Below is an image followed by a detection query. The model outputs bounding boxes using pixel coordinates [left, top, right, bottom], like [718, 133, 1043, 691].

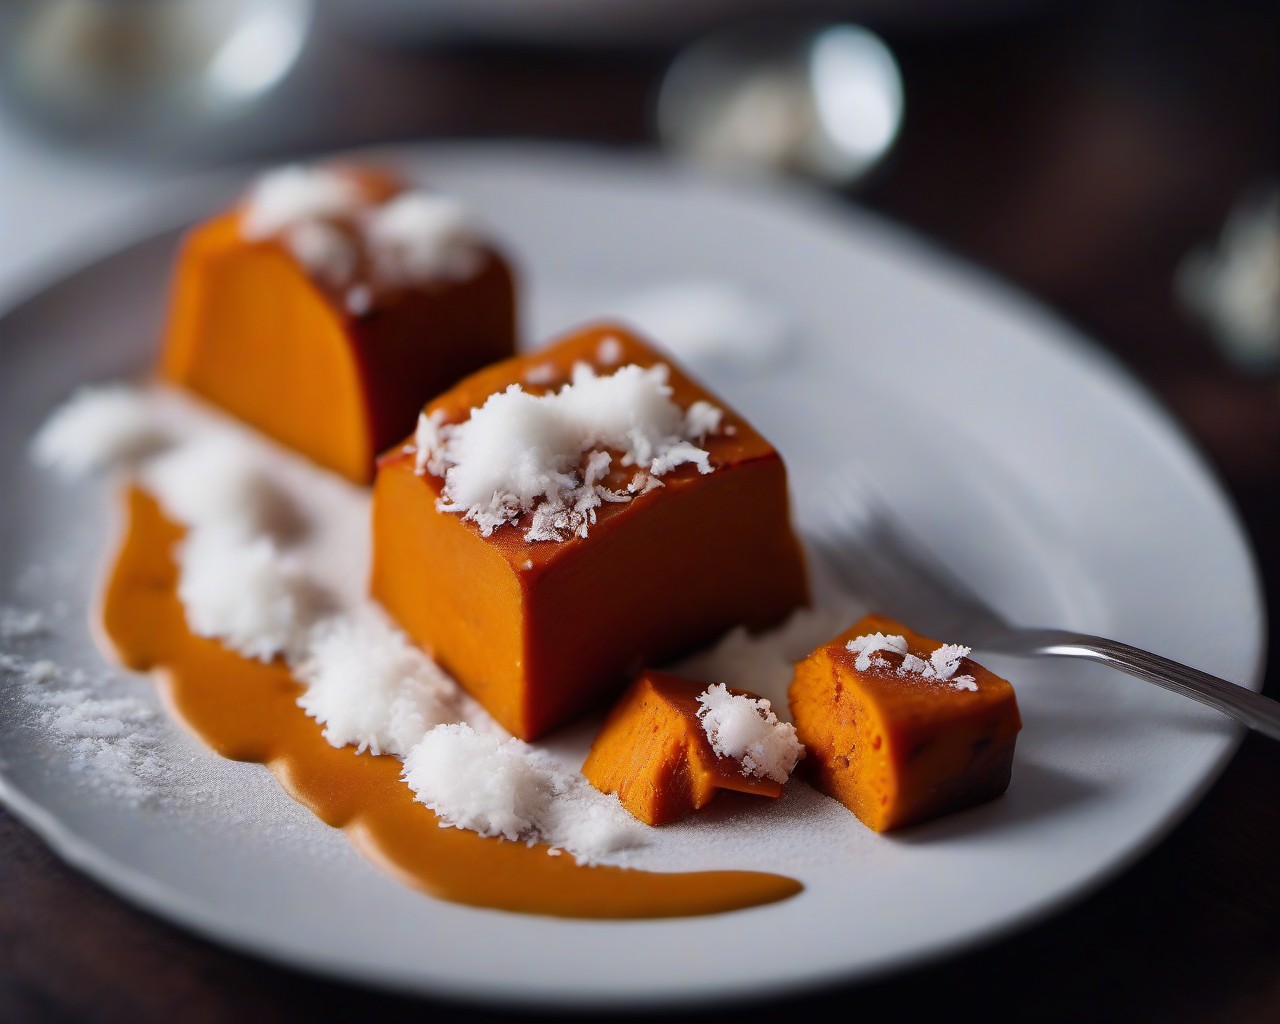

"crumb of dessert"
[30, 384, 170, 477]
[370, 322, 810, 740]
[789, 614, 1021, 832]
[402, 721, 641, 864]
[160, 162, 517, 483]
[582, 671, 796, 825]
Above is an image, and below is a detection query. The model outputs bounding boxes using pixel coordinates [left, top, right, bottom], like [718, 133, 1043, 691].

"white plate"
[0, 144, 1264, 1009]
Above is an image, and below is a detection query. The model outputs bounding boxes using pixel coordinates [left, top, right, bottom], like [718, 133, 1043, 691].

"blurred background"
[0, 0, 1277, 1020]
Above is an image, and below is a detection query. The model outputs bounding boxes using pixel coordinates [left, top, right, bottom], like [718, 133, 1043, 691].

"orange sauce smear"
[97, 487, 802, 919]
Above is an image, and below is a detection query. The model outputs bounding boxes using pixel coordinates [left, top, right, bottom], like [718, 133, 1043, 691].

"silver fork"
[801, 469, 1280, 739]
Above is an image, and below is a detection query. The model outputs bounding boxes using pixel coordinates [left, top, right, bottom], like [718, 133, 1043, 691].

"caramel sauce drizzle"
[97, 487, 802, 919]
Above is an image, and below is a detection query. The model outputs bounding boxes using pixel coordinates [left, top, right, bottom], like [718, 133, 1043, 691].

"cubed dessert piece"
[582, 671, 802, 825]
[161, 164, 517, 483]
[370, 322, 809, 739]
[789, 614, 1021, 832]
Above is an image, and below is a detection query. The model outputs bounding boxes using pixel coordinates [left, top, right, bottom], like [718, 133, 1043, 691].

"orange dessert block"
[789, 614, 1021, 832]
[582, 671, 794, 825]
[160, 164, 517, 483]
[370, 322, 809, 740]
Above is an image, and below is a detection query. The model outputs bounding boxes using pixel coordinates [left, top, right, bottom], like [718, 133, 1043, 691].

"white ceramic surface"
[0, 144, 1265, 1009]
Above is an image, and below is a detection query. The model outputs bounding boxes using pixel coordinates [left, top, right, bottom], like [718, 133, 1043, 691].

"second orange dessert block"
[370, 323, 810, 740]
[161, 166, 517, 483]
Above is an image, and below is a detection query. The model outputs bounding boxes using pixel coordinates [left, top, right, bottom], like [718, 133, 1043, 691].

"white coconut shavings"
[696, 684, 803, 784]
[177, 529, 326, 663]
[415, 361, 723, 542]
[365, 192, 485, 283]
[846, 633, 978, 690]
[846, 632, 909, 671]
[239, 164, 486, 291]
[296, 607, 461, 756]
[240, 165, 364, 241]
[682, 400, 724, 440]
[143, 435, 299, 540]
[402, 723, 641, 864]
[285, 219, 357, 286]
[30, 385, 170, 478]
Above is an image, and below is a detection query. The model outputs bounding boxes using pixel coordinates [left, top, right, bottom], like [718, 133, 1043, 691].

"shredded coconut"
[240, 165, 363, 240]
[846, 633, 978, 690]
[402, 723, 641, 864]
[176, 528, 327, 663]
[285, 219, 356, 285]
[296, 607, 461, 756]
[142, 435, 299, 540]
[846, 632, 909, 672]
[415, 361, 722, 542]
[696, 684, 803, 784]
[365, 192, 485, 283]
[30, 385, 169, 478]
[240, 165, 486, 291]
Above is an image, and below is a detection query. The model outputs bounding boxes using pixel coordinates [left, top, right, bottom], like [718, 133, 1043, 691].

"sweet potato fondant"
[370, 323, 809, 739]
[160, 164, 517, 482]
[582, 671, 785, 825]
[789, 614, 1021, 832]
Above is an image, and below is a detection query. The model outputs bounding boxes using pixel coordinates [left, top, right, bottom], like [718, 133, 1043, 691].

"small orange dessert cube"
[370, 322, 809, 740]
[160, 164, 516, 483]
[789, 614, 1021, 832]
[582, 671, 790, 825]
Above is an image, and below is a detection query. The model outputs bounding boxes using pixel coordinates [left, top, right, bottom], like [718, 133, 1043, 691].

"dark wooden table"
[2, 1, 1277, 1020]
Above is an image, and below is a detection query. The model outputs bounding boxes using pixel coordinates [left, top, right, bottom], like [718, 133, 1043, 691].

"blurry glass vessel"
[657, 23, 903, 187]
[0, 0, 312, 143]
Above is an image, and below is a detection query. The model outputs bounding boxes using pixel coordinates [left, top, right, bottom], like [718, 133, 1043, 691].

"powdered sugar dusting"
[696, 684, 803, 784]
[415, 361, 723, 543]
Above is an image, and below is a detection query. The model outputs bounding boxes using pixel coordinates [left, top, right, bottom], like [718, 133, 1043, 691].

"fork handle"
[998, 629, 1280, 739]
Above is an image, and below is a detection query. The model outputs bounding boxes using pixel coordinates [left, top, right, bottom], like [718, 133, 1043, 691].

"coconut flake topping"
[846, 633, 978, 690]
[695, 684, 804, 784]
[413, 359, 723, 543]
[239, 164, 486, 293]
